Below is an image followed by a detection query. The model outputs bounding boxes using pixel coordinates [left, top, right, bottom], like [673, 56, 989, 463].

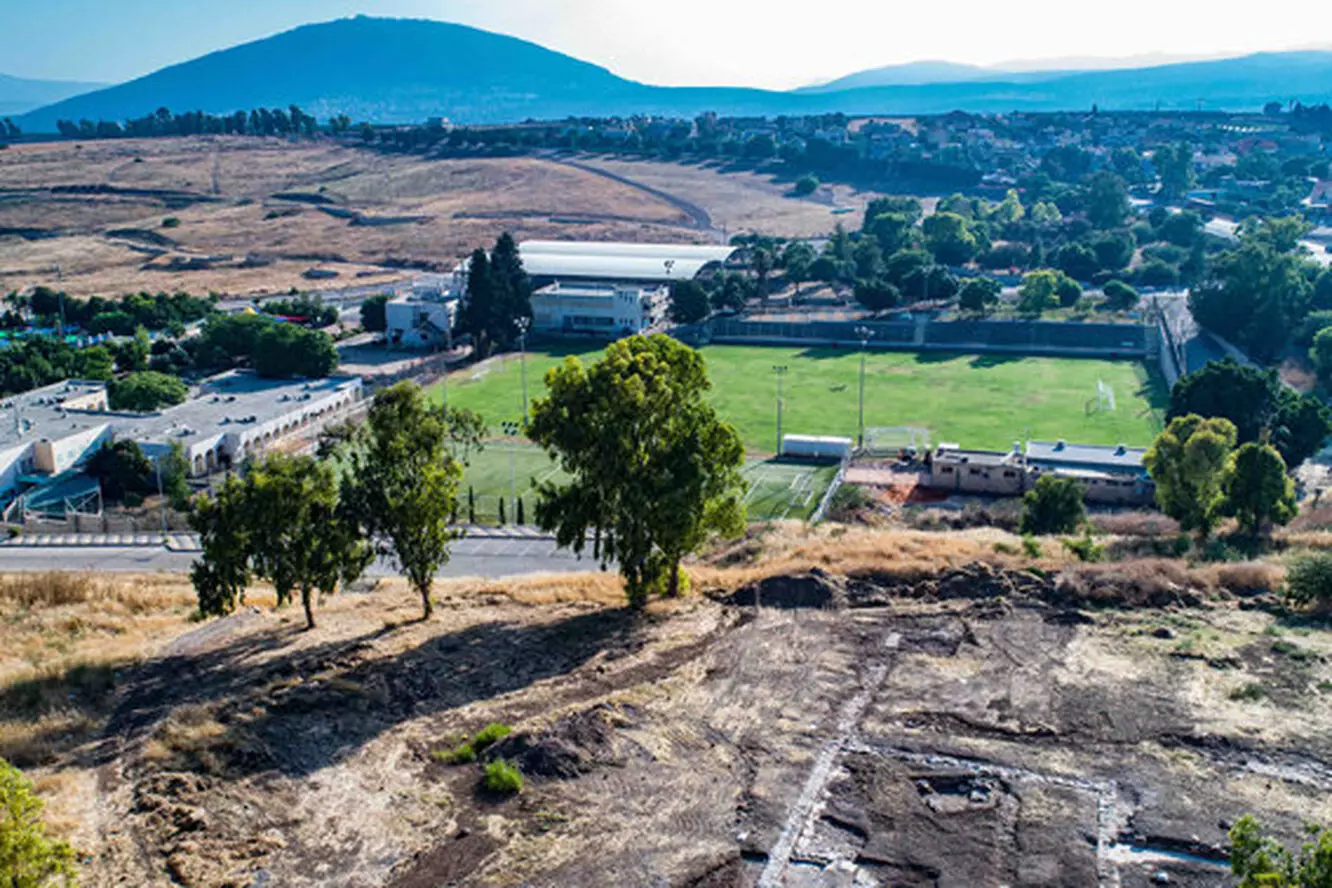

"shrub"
[161, 216, 180, 228]
[1285, 552, 1332, 608]
[792, 174, 819, 196]
[482, 758, 524, 794]
[1229, 682, 1268, 702]
[1021, 535, 1043, 558]
[993, 541, 1019, 556]
[0, 758, 78, 884]
[472, 722, 511, 751]
[1062, 531, 1106, 563]
[1020, 475, 1086, 535]
[828, 483, 872, 522]
[435, 743, 476, 765]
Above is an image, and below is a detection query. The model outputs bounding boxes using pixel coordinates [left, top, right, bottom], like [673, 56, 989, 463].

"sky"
[4, 0, 1330, 89]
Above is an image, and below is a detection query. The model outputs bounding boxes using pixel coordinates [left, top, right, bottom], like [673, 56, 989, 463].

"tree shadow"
[913, 351, 959, 365]
[969, 354, 1025, 369]
[85, 606, 640, 779]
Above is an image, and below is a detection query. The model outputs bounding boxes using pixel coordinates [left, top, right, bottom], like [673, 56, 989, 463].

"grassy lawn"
[432, 342, 1166, 454]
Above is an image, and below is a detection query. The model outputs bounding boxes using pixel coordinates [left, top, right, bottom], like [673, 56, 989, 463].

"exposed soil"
[39, 565, 1332, 886]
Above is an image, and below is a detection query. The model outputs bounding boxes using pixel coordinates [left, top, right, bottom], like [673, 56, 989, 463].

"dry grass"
[0, 137, 832, 299]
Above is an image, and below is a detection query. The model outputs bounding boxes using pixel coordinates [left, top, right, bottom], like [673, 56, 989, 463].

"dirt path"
[542, 154, 718, 236]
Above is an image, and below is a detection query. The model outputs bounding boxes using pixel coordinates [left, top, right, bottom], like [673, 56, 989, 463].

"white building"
[531, 282, 669, 336]
[0, 372, 364, 506]
[386, 296, 456, 350]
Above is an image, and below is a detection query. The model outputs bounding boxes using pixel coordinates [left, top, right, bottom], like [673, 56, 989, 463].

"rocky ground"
[36, 561, 1332, 887]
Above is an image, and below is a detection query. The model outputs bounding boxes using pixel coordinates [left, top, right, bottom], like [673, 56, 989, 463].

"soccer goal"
[863, 426, 931, 458]
[1086, 380, 1117, 415]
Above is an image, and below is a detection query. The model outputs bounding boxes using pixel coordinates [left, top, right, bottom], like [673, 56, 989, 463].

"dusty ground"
[0, 138, 848, 299]
[4, 529, 1332, 887]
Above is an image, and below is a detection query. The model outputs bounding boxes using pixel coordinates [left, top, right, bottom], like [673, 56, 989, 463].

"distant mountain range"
[14, 17, 1332, 132]
[0, 73, 106, 118]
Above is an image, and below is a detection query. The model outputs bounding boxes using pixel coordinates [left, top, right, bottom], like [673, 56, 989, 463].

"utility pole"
[514, 316, 531, 427]
[54, 264, 67, 340]
[155, 454, 167, 534]
[856, 326, 873, 449]
[772, 364, 788, 456]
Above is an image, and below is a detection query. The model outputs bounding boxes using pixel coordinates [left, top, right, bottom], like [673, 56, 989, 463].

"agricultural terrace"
[431, 342, 1166, 454]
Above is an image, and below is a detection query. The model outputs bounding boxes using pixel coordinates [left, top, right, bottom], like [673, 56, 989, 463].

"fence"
[702, 317, 1153, 359]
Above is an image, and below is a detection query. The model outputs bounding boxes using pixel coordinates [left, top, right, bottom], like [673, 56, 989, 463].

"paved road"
[0, 537, 596, 578]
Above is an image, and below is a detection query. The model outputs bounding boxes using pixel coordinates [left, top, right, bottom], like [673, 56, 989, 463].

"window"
[1003, 470, 1016, 478]
[969, 468, 982, 476]
[940, 466, 953, 474]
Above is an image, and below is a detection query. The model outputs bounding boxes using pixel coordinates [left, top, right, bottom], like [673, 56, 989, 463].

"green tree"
[1168, 360, 1281, 446]
[1019, 474, 1086, 535]
[921, 212, 979, 266]
[458, 233, 533, 358]
[1229, 814, 1332, 887]
[108, 371, 189, 412]
[852, 278, 900, 313]
[347, 382, 462, 620]
[0, 758, 77, 888]
[1155, 142, 1196, 198]
[160, 440, 192, 511]
[360, 293, 390, 332]
[792, 174, 819, 196]
[1101, 280, 1139, 311]
[782, 241, 816, 288]
[1312, 327, 1332, 387]
[1090, 230, 1135, 272]
[244, 454, 371, 630]
[1143, 414, 1237, 537]
[668, 280, 711, 324]
[1272, 391, 1332, 470]
[1219, 442, 1297, 537]
[1017, 269, 1061, 316]
[958, 277, 1001, 315]
[1243, 215, 1314, 254]
[111, 326, 151, 373]
[1189, 228, 1314, 361]
[252, 324, 339, 378]
[529, 335, 746, 606]
[86, 440, 153, 502]
[1085, 171, 1130, 229]
[852, 236, 885, 280]
[188, 476, 252, 618]
[751, 246, 774, 299]
[866, 211, 918, 256]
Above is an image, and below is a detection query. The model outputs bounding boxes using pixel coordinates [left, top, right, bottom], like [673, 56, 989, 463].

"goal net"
[1087, 380, 1116, 414]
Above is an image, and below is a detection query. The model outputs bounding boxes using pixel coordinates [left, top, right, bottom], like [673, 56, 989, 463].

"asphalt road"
[0, 537, 598, 578]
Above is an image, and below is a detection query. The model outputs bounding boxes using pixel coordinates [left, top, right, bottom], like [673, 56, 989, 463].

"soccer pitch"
[432, 342, 1166, 454]
[458, 445, 834, 524]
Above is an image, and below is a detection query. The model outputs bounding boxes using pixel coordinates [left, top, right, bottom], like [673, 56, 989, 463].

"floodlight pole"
[773, 365, 788, 456]
[856, 326, 873, 449]
[514, 317, 531, 427]
[155, 456, 167, 534]
[502, 420, 520, 524]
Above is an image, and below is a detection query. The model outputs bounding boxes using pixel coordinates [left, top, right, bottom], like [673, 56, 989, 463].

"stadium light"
[772, 364, 788, 456]
[514, 316, 531, 427]
[501, 420, 521, 524]
[855, 326, 873, 449]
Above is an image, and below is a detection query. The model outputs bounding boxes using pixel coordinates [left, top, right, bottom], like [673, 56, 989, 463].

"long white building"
[0, 371, 363, 506]
[530, 282, 669, 336]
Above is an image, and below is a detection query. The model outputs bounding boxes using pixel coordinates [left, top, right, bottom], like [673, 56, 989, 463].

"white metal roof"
[517, 252, 721, 283]
[520, 240, 737, 262]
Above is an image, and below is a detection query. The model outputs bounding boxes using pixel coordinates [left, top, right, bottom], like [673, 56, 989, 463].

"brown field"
[4, 525, 1332, 887]
[0, 138, 861, 299]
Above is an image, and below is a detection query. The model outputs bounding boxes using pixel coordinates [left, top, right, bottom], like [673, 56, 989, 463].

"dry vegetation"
[2, 526, 1330, 886]
[0, 137, 854, 299]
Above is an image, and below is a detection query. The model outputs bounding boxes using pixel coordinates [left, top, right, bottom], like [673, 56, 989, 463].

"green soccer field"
[457, 445, 836, 525]
[431, 342, 1167, 455]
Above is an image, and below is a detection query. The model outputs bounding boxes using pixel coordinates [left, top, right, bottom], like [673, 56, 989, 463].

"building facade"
[925, 440, 1154, 506]
[530, 282, 669, 336]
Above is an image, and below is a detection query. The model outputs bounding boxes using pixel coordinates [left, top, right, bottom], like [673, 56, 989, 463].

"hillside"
[3, 527, 1331, 886]
[15, 17, 1332, 130]
[0, 72, 105, 117]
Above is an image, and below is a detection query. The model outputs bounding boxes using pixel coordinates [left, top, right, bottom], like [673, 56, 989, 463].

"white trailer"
[781, 434, 853, 461]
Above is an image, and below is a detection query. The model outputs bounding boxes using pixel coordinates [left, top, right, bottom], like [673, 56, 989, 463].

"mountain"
[15, 18, 1332, 131]
[0, 73, 106, 117]
[799, 61, 1000, 92]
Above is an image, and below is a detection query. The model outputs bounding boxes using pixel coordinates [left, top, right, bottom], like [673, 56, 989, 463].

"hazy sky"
[5, 0, 1330, 88]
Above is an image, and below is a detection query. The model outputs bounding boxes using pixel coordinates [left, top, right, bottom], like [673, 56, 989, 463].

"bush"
[1020, 475, 1086, 535]
[1229, 682, 1268, 702]
[482, 758, 524, 794]
[1021, 535, 1043, 558]
[0, 758, 78, 883]
[161, 216, 180, 228]
[435, 743, 476, 765]
[827, 483, 872, 522]
[1285, 552, 1332, 608]
[472, 722, 511, 751]
[792, 174, 819, 196]
[1062, 531, 1106, 563]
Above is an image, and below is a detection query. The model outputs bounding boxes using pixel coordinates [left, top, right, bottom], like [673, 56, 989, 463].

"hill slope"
[0, 73, 105, 117]
[16, 18, 1332, 130]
